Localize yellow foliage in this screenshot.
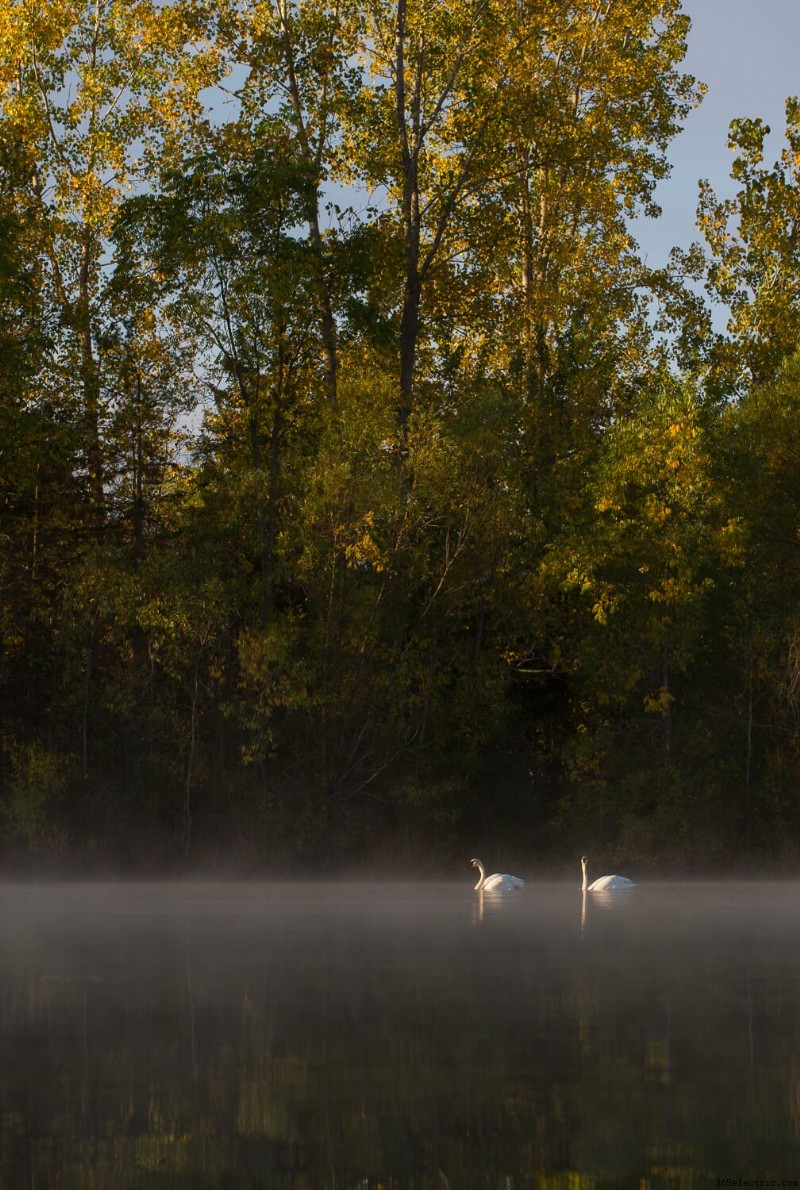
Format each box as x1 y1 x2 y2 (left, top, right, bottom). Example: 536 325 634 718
343 511 386 572
644 687 673 714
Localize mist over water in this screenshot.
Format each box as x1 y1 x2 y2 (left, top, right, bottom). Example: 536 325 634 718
1 880 799 1187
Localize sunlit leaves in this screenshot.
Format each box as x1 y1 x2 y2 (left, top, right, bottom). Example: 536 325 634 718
699 100 800 390
8 0 798 861
544 376 724 760
0 0 226 211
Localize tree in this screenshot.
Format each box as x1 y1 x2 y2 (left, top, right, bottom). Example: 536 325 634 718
344 0 700 435
542 375 734 855
343 0 509 427
0 0 223 514
236 0 365 404
710 352 800 851
0 130 83 839
697 99 800 393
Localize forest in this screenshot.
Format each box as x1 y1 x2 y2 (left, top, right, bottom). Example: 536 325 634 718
2 0 800 872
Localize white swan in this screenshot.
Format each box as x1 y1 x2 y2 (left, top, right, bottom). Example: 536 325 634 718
581 855 635 892
470 857 525 892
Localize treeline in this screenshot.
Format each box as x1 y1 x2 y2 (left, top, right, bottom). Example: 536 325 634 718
1 0 800 869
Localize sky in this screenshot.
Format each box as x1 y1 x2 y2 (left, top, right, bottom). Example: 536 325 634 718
634 0 800 268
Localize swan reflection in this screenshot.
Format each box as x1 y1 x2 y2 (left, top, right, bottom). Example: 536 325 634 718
588 889 628 910
580 887 634 933
472 888 515 925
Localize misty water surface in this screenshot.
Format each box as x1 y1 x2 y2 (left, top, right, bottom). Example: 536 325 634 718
0 879 799 1188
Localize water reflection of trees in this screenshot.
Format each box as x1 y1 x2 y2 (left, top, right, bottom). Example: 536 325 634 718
1 891 800 1187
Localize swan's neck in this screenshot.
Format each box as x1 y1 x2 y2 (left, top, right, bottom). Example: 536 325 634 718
581 860 588 892
473 861 486 891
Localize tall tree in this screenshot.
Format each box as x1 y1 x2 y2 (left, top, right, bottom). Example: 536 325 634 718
124 124 323 626
698 100 800 393
0 0 224 514
345 0 699 434
542 375 733 855
235 0 365 405
345 0 507 427
489 1 699 475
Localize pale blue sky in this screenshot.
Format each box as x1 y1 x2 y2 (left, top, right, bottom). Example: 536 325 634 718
634 0 800 266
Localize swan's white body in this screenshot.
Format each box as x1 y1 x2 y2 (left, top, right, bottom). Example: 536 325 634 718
471 857 524 892
581 855 635 892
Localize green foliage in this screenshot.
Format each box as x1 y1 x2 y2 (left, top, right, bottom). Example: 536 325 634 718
3 738 71 850
2 0 800 866
698 100 800 391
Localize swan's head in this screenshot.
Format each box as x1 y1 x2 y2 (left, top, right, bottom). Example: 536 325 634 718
470 857 480 868
581 855 588 867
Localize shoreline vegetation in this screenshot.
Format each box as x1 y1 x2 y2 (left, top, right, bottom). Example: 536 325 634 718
3 1 800 870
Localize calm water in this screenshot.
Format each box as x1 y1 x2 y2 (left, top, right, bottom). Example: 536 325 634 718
0 880 799 1188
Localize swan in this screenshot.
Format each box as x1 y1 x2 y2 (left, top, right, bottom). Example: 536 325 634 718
581 855 635 892
470 857 524 892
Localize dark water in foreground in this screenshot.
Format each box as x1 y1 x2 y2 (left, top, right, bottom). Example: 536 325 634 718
0 881 799 1188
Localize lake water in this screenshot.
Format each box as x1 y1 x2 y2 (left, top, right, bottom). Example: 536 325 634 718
0 880 799 1188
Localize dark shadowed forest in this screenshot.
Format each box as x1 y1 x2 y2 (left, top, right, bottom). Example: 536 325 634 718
2 0 800 872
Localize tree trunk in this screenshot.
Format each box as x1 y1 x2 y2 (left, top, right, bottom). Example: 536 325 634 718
307 208 339 405
82 630 95 781
183 654 200 856
398 268 421 431
395 0 421 434
662 622 672 758
276 0 339 404
78 228 105 516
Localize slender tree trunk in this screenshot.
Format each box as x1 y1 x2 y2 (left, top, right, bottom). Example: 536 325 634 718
78 228 104 516
413 634 438 778
519 165 539 405
307 208 339 405
148 650 156 771
246 397 270 622
31 471 40 592
235 352 276 628
395 0 421 433
745 659 753 852
132 376 146 565
82 630 95 780
276 0 339 404
264 398 283 623
398 269 421 430
183 654 200 856
662 622 672 758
